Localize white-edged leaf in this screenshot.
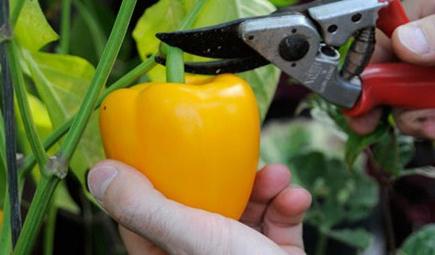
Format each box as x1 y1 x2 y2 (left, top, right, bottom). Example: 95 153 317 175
326 228 372 250
399 225 435 255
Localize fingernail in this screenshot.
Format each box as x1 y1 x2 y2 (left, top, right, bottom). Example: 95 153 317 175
87 165 118 201
398 25 430 55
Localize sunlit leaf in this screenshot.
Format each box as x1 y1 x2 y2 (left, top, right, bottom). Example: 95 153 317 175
22 50 104 186
132 0 185 60
14 94 80 213
13 0 59 51
239 66 280 120
268 0 298 8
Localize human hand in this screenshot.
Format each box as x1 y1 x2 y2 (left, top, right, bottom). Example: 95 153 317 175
87 160 311 255
348 0 435 139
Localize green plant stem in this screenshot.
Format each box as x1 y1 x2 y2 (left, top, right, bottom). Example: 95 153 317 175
13 1 137 254
0 198 12 254
10 0 25 26
72 0 106 57
43 204 57 255
9 41 48 169
98 56 156 105
0 112 6 206
381 185 396 254
59 0 137 162
18 57 156 178
0 0 22 245
165 0 208 83
165 46 185 83
13 176 60 255
315 231 328 255
58 0 72 54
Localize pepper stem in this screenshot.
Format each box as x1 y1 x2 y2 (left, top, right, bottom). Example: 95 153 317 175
165 0 209 83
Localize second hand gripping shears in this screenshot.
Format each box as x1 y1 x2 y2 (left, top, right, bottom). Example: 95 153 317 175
155 0 435 117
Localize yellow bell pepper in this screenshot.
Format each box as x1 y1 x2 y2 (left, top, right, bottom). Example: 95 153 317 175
99 74 260 219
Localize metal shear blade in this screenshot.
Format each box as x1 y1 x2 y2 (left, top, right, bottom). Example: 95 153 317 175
155 55 270 75
156 18 260 59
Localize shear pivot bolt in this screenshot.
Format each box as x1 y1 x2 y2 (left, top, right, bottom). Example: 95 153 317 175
279 35 309 62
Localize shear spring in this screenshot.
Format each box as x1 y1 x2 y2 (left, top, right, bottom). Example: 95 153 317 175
341 27 376 80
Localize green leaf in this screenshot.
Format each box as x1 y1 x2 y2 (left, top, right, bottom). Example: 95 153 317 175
345 124 389 169
310 97 414 175
13 0 59 51
133 0 280 119
239 66 280 120
22 50 104 185
293 152 377 227
261 120 378 229
397 166 435 180
14 89 80 214
372 129 402 176
268 0 297 8
22 51 95 125
308 98 396 170
132 0 185 60
326 228 372 250
261 119 346 166
399 225 435 255
16 94 53 155
398 135 415 167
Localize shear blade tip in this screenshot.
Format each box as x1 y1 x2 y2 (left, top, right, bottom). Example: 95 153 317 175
155 32 168 40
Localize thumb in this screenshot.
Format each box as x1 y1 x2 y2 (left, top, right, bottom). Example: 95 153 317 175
392 15 435 66
87 160 285 255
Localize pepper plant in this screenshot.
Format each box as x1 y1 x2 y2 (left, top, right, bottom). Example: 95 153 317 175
0 0 434 255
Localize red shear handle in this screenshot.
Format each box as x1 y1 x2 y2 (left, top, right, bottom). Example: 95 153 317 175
377 0 410 37
345 63 435 117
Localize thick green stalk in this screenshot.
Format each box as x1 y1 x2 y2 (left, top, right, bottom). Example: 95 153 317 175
165 0 208 83
13 177 60 255
13 1 137 254
1 0 22 245
9 41 48 169
315 231 328 255
43 204 57 255
58 0 72 54
165 46 185 83
18 58 156 178
59 0 137 162
98 56 156 105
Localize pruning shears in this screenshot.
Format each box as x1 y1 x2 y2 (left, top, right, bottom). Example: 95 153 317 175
155 0 435 117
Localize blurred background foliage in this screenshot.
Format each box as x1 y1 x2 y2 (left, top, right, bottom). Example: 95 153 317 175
1 0 435 254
